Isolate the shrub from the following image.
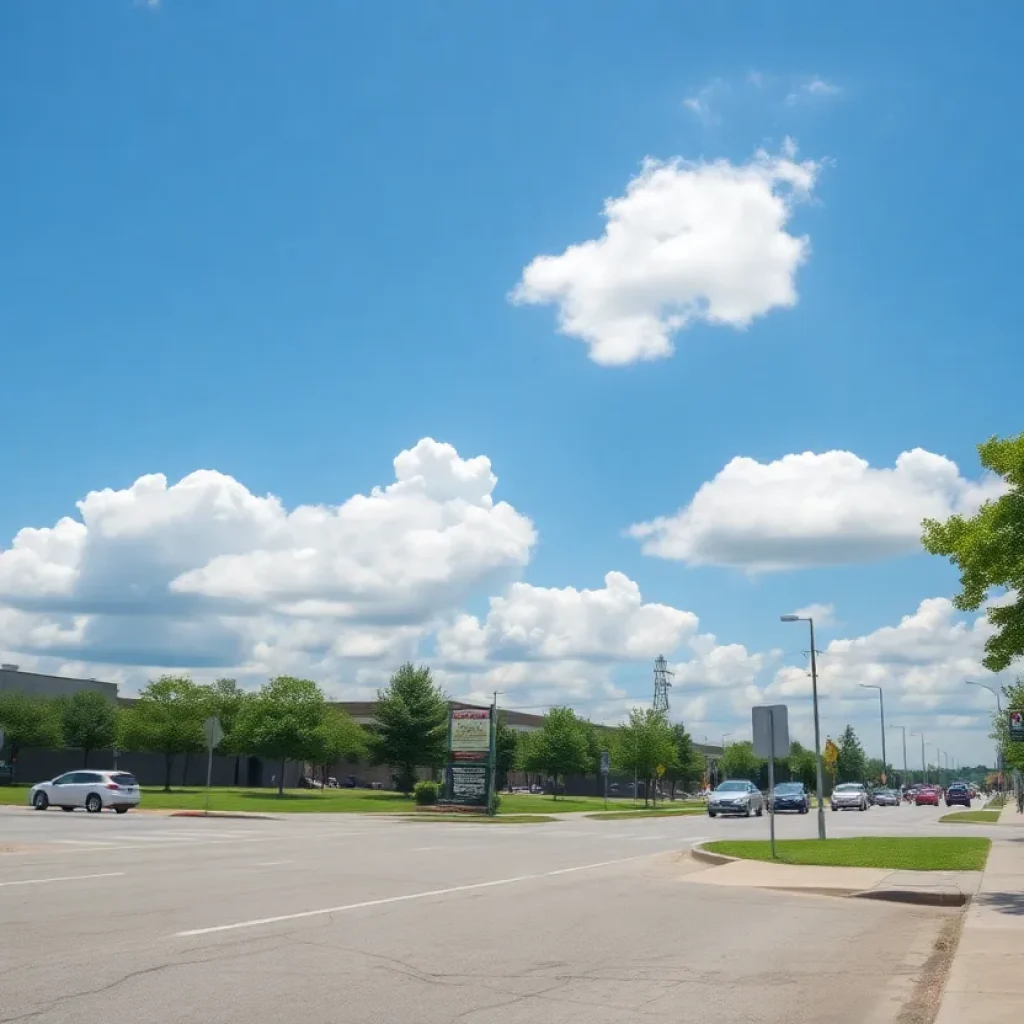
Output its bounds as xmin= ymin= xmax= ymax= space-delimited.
xmin=488 ymin=791 xmax=502 ymax=816
xmin=414 ymin=780 xmax=440 ymax=806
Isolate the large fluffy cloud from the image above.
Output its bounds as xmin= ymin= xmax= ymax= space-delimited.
xmin=435 ymin=571 xmax=698 ymax=666
xmin=0 ymin=439 xmax=535 ymax=669
xmin=630 ymin=447 xmax=1005 ymax=571
xmin=510 ymin=141 xmax=819 ymax=366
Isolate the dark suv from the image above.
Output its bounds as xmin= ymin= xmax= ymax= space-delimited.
xmin=945 ymin=783 xmax=972 ymax=808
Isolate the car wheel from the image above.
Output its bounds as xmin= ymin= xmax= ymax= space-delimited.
xmin=755 ymin=804 xmax=763 ymax=817
xmin=744 ymin=804 xmax=752 ymax=817
xmin=114 ymin=806 xmax=129 ymax=815
xmin=61 ymin=806 xmax=74 ymax=812
xmin=33 ymin=791 xmax=49 ymax=811
xmin=800 ymin=805 xmax=809 ymax=814
xmin=708 ymin=811 xmax=716 ymax=818
xmin=85 ymin=794 xmax=103 ymax=814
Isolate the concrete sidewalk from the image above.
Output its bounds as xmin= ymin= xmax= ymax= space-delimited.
xmin=936 ymin=840 xmax=1024 ymax=1022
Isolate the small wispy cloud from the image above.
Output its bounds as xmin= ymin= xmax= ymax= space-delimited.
xmin=786 ymin=77 xmax=843 ymax=105
xmin=682 ymin=78 xmax=728 ymax=125
xmin=789 ymin=603 xmax=837 ymax=628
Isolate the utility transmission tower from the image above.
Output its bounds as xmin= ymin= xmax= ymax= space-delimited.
xmin=652 ymin=655 xmax=673 ymax=714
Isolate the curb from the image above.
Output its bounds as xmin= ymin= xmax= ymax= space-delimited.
xmin=169 ymin=810 xmax=279 ymax=821
xmin=688 ymin=844 xmax=972 ymax=907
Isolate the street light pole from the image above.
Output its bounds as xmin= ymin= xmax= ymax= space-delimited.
xmin=889 ymin=725 xmax=908 ymax=789
xmin=860 ymin=684 xmax=887 ymax=785
xmin=967 ymin=680 xmax=1004 ymax=793
xmin=781 ymin=614 xmax=826 ymax=840
xmin=912 ymin=732 xmax=926 ymax=784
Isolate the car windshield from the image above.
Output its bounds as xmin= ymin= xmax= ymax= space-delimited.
xmin=835 ymin=784 xmax=863 ymax=792
xmin=716 ymin=782 xmax=748 ymax=792
xmin=111 ymin=774 xmax=137 ymax=787
xmin=774 ymin=784 xmax=803 ymax=794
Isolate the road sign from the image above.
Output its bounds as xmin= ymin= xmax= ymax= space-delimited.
xmin=656 ymin=764 xmax=666 ymax=778
xmin=203 ymin=716 xmax=224 ymax=749
xmin=599 ymin=750 xmax=610 ymax=775
xmin=752 ymin=705 xmax=790 ymax=759
xmin=1009 ymin=711 xmax=1024 ymax=743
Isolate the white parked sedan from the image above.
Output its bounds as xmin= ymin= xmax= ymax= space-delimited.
xmin=831 ymin=782 xmax=869 ymax=812
xmin=28 ymin=770 xmax=141 ymax=814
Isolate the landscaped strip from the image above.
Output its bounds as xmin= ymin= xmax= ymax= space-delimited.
xmin=702 ymin=837 xmax=991 ymax=872
xmin=939 ymin=810 xmax=1000 ymax=824
xmin=401 ymin=813 xmax=556 ymax=824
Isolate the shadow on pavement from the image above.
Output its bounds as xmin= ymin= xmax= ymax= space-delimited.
xmin=974 ymin=890 xmax=1024 ymax=915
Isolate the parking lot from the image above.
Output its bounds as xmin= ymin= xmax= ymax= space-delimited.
xmin=0 ymin=802 xmax=986 ymax=1023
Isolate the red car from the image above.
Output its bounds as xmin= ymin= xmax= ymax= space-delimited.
xmin=915 ymin=787 xmax=940 ymax=806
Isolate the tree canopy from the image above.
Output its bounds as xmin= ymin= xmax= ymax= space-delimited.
xmin=232 ymin=676 xmax=326 ymax=794
xmin=922 ymin=431 xmax=1024 ymax=672
xmin=520 ymin=707 xmax=591 ymax=795
xmin=494 ymin=712 xmax=520 ymax=791
xmin=720 ymin=740 xmax=760 ymax=781
xmin=59 ymin=690 xmax=116 ymax=767
xmin=0 ymin=692 xmax=63 ymax=779
xmin=371 ymin=663 xmax=449 ymax=793
xmin=307 ymin=706 xmax=367 ymax=783
xmin=612 ymin=708 xmax=676 ymax=804
xmin=836 ymin=725 xmax=866 ymax=783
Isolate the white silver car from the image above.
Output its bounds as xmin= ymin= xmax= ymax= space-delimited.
xmin=29 ymin=770 xmax=141 ymax=814
xmin=707 ymin=780 xmax=764 ymax=818
xmin=831 ymin=782 xmax=869 ymax=812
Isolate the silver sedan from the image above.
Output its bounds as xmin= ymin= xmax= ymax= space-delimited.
xmin=707 ymin=780 xmax=765 ymax=818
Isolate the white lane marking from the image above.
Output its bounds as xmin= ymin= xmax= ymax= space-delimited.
xmin=56 ymin=839 xmax=112 ymax=846
xmin=175 ymin=854 xmax=652 ymax=937
xmin=253 ymin=860 xmax=293 ymax=867
xmin=409 ymin=846 xmax=445 ymax=852
xmin=0 ymin=872 xmax=124 ymax=889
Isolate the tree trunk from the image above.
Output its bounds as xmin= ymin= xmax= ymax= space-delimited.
xmin=234 ymin=756 xmax=240 ymax=787
xmin=164 ymin=753 xmax=174 ymax=792
xmin=278 ymin=759 xmax=285 ymax=795
xmin=10 ymin=743 xmax=18 ymax=783
xmin=182 ymin=752 xmax=191 ymax=787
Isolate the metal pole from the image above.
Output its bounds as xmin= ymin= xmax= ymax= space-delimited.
xmin=879 ymin=689 xmax=887 ymax=785
xmin=488 ymin=692 xmax=498 ymax=815
xmin=205 ymin=743 xmax=214 ymax=816
xmin=809 ymin=619 xmax=826 ymax=840
xmin=768 ymin=708 xmax=777 ymax=858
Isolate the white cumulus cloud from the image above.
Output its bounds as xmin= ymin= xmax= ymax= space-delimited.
xmin=510 ymin=142 xmax=820 ymax=366
xmin=630 ymin=447 xmax=1005 ymax=572
xmin=435 ymin=571 xmax=697 ymax=666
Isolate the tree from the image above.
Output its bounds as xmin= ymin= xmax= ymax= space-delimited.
xmin=666 ymin=724 xmax=706 ymax=797
xmin=788 ymin=740 xmax=818 ymax=791
xmin=371 ymin=663 xmax=449 ymax=794
xmin=720 ymin=740 xmax=761 ymax=782
xmin=204 ymin=678 xmax=248 ymax=785
xmin=494 ymin=712 xmax=520 ymax=791
xmin=60 ymin=690 xmax=116 ymax=767
xmin=232 ymin=676 xmax=326 ymax=795
xmin=922 ymin=431 xmax=1024 ymax=673
xmin=835 ymin=725 xmax=866 ymax=783
xmin=117 ymin=676 xmax=209 ymax=791
xmin=308 ymin=707 xmax=367 ymax=787
xmin=612 ymin=709 xmax=676 ymax=806
xmin=521 ymin=707 xmax=591 ymax=798
xmin=0 ymin=692 xmax=63 ymax=781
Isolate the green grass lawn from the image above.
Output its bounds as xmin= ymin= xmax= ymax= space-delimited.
xmin=939 ymin=810 xmax=1001 ymax=824
xmin=0 ymin=784 xmax=691 ymax=816
xmin=703 ymin=837 xmax=991 ymax=871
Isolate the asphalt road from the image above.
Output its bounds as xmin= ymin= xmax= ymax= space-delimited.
xmin=0 ymin=801 xmax=1000 ymax=1023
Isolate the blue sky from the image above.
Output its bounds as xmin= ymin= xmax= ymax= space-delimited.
xmin=2 ymin=2 xmax=1022 ymax=766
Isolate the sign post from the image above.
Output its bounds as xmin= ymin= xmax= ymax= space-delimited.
xmin=202 ymin=716 xmax=223 ymax=816
xmin=753 ymin=705 xmax=791 ymax=859
xmin=445 ymin=708 xmax=493 ymax=812
xmin=1009 ymin=711 xmax=1024 ymax=743
xmin=600 ymin=750 xmax=610 ymax=809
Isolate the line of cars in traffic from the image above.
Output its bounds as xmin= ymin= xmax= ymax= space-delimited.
xmin=706 ymin=778 xmax=981 ymax=817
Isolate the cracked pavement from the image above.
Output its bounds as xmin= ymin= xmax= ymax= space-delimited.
xmin=0 ymin=804 xmax=971 ymax=1022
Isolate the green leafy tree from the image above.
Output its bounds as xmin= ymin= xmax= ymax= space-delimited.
xmin=117 ymin=676 xmax=208 ymax=791
xmin=996 ymin=678 xmax=1024 ymax=775
xmin=521 ymin=707 xmax=591 ymax=799
xmin=307 ymin=707 xmax=367 ymax=787
xmin=836 ymin=725 xmax=867 ymax=783
xmin=203 ymin=678 xmax=249 ymax=785
xmin=720 ymin=740 xmax=761 ymax=782
xmin=60 ymin=690 xmax=116 ymax=767
xmin=664 ymin=723 xmax=704 ymax=798
xmin=922 ymin=432 xmax=1024 ymax=672
xmin=0 ymin=693 xmax=63 ymax=781
xmin=371 ymin=663 xmax=449 ymax=794
xmin=494 ymin=712 xmax=520 ymax=791
xmin=612 ymin=709 xmax=677 ymax=806
xmin=232 ymin=676 xmax=326 ymax=795
xmin=788 ymin=740 xmax=818 ymax=791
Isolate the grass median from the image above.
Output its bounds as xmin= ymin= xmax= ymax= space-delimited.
xmin=586 ymin=807 xmax=706 ymax=820
xmin=0 ymin=784 xmax=693 ymax=816
xmin=939 ymin=810 xmax=1001 ymax=824
xmin=703 ymin=837 xmax=991 ymax=871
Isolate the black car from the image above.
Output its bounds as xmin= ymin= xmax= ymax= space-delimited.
xmin=945 ymin=783 xmax=972 ymax=808
xmin=770 ymin=782 xmax=810 ymax=814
